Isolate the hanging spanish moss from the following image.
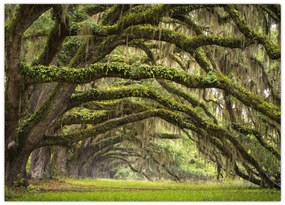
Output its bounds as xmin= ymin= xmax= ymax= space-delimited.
xmin=5 ymin=4 xmax=281 ymax=194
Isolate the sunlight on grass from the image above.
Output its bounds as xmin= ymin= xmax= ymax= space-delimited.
xmin=64 ymin=177 xmax=256 ymax=189
xmin=10 ymin=189 xmax=280 ymax=201
xmin=7 ymin=178 xmax=280 ymax=201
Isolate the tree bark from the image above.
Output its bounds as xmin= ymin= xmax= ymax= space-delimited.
xmin=5 ymin=151 xmax=30 ymax=187
xmin=29 ymin=147 xmax=51 ymax=180
xmin=52 ymin=146 xmax=68 ymax=177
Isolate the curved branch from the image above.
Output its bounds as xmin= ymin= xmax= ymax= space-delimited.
xmin=224 ymin=5 xmax=280 ymax=60
xmin=128 ymin=25 xmax=254 ymax=53
xmin=33 ymin=5 xmax=69 ymax=66
xmin=232 ymin=123 xmax=280 ymax=159
xmin=42 ymin=110 xmax=160 ymax=146
xmin=259 ymin=5 xmax=280 ymax=23
xmin=20 ymin=62 xmax=279 ymax=123
xmin=158 ymin=80 xmax=218 ymax=124
xmin=60 ymin=100 xmax=147 ymax=126
xmin=110 ymin=156 xmax=153 ymax=181
xmin=69 ymin=5 xmax=207 ymax=37
xmin=81 ymin=5 xmax=111 ymax=16
xmin=70 ymin=84 xmax=211 ymax=125
xmin=234 ymin=163 xmax=262 ymax=187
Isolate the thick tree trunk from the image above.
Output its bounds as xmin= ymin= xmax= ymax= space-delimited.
xmin=5 ymin=151 xmax=30 ymax=187
xmin=29 ymin=147 xmax=51 ymax=179
xmin=92 ymin=166 xmax=99 ymax=178
xmin=52 ymin=146 xmax=67 ymax=177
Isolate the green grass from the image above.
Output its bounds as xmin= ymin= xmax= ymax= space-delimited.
xmin=6 ymin=178 xmax=280 ymax=201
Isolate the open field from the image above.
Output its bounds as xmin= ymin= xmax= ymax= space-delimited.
xmin=6 ymin=178 xmax=281 ymax=201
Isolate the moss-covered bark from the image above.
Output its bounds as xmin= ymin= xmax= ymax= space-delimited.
xmin=20 ymin=62 xmax=280 ymax=123
xmin=32 ymin=6 xmax=69 ymax=66
xmin=217 ymin=73 xmax=280 ymax=123
xmin=19 ymin=62 xmax=201 ymax=86
xmin=56 ymin=83 xmax=280 ymax=188
xmin=69 ymin=84 xmax=215 ymax=126
xmin=5 ymin=4 xmax=280 ymax=189
xmin=5 ymin=5 xmax=53 ymax=186
xmin=43 ymin=110 xmax=160 ymax=145
xmin=232 ymin=123 xmax=280 ymax=159
xmin=128 ymin=25 xmax=253 ymax=52
xmin=224 ymin=5 xmax=280 ymax=60
xmin=158 ymin=80 xmax=218 ymax=123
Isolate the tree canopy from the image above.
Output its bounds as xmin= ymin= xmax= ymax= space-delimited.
xmin=5 ymin=4 xmax=280 ymax=189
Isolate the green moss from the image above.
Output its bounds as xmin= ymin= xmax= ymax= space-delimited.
xmin=99 ymin=5 xmax=173 ymax=35
xmin=117 ymin=5 xmax=168 ymax=30
xmin=5 ymin=5 xmax=23 ymax=42
xmin=255 ymin=34 xmax=280 ymax=59
xmin=16 ymin=85 xmax=58 ymax=142
xmin=171 ymin=5 xmax=211 ymax=16
xmin=225 ymin=5 xmax=280 ymax=59
xmin=194 ymin=49 xmax=212 ymax=71
xmin=236 ymin=84 xmax=280 ymax=117
xmin=20 ymin=61 xmax=280 ymax=123
xmin=70 ymin=10 xmax=89 ymax=23
xmin=20 ymin=62 xmax=199 ymax=87
xmin=226 ymin=5 xmax=255 ymax=38
xmin=61 ymin=110 xmax=109 ymax=125
xmin=80 ymin=4 xmax=110 ymax=16
xmin=202 ymin=70 xmax=218 ymax=84
xmin=217 ymin=71 xmax=280 ymax=122
xmin=57 ymin=37 xmax=83 ymax=66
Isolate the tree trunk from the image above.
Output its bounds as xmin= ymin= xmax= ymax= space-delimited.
xmin=29 ymin=147 xmax=51 ymax=180
xmin=52 ymin=146 xmax=67 ymax=177
xmin=5 ymin=151 xmax=30 ymax=187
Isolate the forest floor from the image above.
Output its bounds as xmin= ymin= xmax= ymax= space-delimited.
xmin=6 ymin=178 xmax=280 ymax=201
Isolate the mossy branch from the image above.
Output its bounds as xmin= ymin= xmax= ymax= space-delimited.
xmin=128 ymin=25 xmax=254 ymax=54
xmin=19 ymin=62 xmax=202 ymax=86
xmin=217 ymin=72 xmax=280 ymax=123
xmin=16 ymin=85 xmax=58 ymax=143
xmin=43 ymin=109 xmax=161 ymax=145
xmin=81 ymin=4 xmax=111 ymax=16
xmin=158 ymin=80 xmax=218 ymax=124
xmin=69 ymin=5 xmax=190 ymax=37
xmin=42 ymin=108 xmax=202 ymax=147
xmin=112 ymin=4 xmax=214 ymax=33
xmin=224 ymin=5 xmax=280 ymax=60
xmin=81 ymin=98 xmax=148 ymax=112
xmin=20 ymin=62 xmax=280 ymax=123
xmin=70 ymin=84 xmax=215 ymax=125
xmin=59 ymin=110 xmax=110 ymax=125
xmin=33 ymin=5 xmax=69 ymax=66
xmin=231 ymin=123 xmax=280 ymax=159
xmin=60 ymin=99 xmax=148 ymax=126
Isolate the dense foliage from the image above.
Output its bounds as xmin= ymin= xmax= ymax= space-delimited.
xmin=5 ymin=4 xmax=280 ymax=189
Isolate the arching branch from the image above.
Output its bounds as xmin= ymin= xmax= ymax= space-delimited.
xmin=224 ymin=5 xmax=280 ymax=60
xmin=20 ymin=62 xmax=279 ymax=123
xmin=231 ymin=123 xmax=280 ymax=159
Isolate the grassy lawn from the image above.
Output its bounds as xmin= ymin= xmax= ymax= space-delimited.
xmin=6 ymin=178 xmax=280 ymax=201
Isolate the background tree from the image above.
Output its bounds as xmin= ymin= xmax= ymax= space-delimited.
xmin=5 ymin=4 xmax=280 ymax=188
